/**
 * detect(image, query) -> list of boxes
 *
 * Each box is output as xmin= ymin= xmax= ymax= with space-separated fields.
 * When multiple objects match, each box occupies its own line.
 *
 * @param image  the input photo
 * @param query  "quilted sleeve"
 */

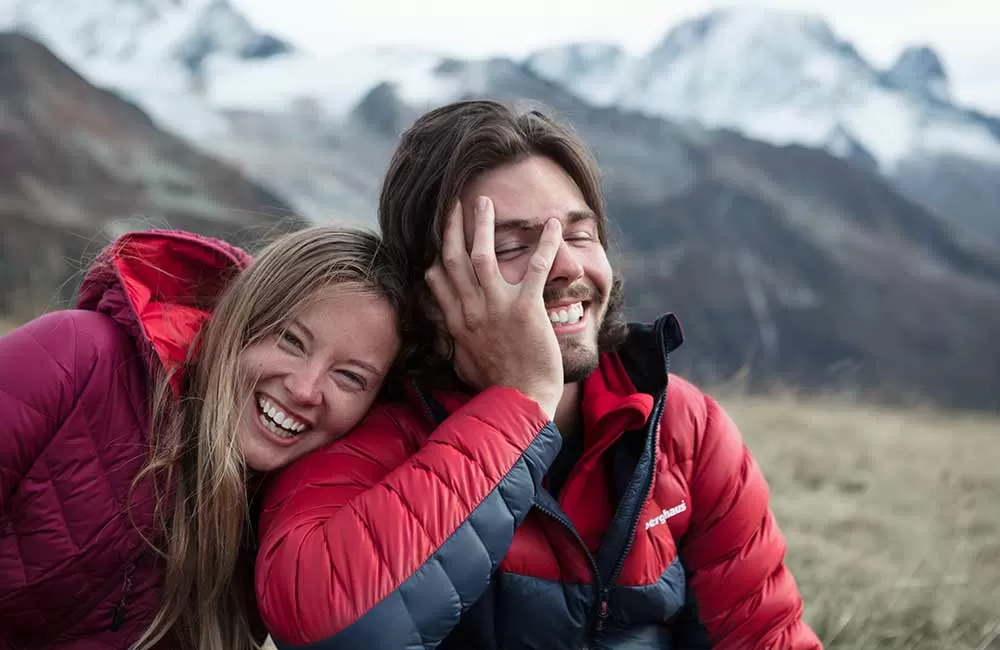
xmin=255 ymin=386 xmax=562 ymax=649
xmin=0 ymin=310 xmax=112 ymax=512
xmin=679 ymin=395 xmax=822 ymax=650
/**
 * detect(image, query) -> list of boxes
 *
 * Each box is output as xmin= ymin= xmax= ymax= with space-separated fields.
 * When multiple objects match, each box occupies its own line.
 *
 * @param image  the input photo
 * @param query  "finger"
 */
xmin=469 ymin=196 xmax=501 ymax=298
xmin=424 ymin=262 xmax=465 ymax=335
xmin=440 ymin=198 xmax=481 ymax=304
xmin=520 ymin=218 xmax=562 ymax=297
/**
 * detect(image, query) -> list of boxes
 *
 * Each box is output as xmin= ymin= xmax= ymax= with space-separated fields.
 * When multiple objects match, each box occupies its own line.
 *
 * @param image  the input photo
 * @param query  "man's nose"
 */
xmin=284 ymin=364 xmax=324 ymax=406
xmin=547 ymin=240 xmax=584 ymax=284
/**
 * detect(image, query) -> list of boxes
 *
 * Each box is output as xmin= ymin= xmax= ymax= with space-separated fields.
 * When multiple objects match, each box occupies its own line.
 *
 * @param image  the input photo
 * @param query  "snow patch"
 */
xmin=205 ymin=47 xmax=452 ymax=118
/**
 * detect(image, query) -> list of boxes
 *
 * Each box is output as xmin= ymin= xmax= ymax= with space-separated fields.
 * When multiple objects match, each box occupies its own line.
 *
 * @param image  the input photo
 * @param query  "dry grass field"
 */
xmin=720 ymin=392 xmax=999 ymax=650
xmin=5 ymin=317 xmax=996 ymax=649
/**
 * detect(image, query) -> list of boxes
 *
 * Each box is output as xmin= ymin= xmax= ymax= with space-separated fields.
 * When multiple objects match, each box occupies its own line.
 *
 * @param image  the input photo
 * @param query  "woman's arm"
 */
xmin=256 ymin=389 xmax=560 ymax=648
xmin=1 ymin=310 xmax=122 ymax=511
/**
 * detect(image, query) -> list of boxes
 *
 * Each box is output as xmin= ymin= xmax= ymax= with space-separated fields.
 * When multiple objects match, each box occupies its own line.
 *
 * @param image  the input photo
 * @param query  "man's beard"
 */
xmin=544 ymin=283 xmax=607 ymax=384
xmin=562 ymin=337 xmax=600 ymax=383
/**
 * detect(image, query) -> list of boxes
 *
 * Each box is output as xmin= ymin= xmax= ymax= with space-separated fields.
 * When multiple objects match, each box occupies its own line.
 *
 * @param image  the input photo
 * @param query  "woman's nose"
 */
xmin=284 ymin=366 xmax=323 ymax=406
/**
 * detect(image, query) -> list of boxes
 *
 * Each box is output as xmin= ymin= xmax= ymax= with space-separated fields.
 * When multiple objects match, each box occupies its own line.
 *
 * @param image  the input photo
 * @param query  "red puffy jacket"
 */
xmin=256 ymin=314 xmax=822 ymax=649
xmin=0 ymin=230 xmax=251 ymax=649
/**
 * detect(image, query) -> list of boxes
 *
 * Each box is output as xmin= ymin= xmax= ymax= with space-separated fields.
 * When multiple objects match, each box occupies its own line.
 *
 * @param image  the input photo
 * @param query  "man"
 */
xmin=255 ymin=99 xmax=822 ymax=649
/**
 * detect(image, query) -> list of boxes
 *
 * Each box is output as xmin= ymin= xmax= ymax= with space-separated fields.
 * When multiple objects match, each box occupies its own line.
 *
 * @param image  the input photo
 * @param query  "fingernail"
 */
xmin=476 ymin=196 xmax=489 ymax=212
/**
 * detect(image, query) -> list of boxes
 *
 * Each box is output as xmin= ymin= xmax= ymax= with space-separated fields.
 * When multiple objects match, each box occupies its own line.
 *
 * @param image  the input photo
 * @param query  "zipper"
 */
xmin=109 ymin=562 xmax=136 ymax=631
xmin=22 ymin=552 xmax=142 ymax=649
xmin=608 ymin=420 xmax=660 ymax=588
xmin=596 ymin=588 xmax=610 ymax=632
xmin=602 ymin=354 xmax=672 ymax=615
xmin=532 ymin=499 xmax=609 ymax=633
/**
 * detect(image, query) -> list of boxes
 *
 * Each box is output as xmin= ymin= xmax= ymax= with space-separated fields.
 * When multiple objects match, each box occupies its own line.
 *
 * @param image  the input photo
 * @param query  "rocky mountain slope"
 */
xmin=0 ymin=33 xmax=301 ymax=319
xmin=337 ymin=62 xmax=1000 ymax=409
xmin=208 ymin=56 xmax=1000 ymax=408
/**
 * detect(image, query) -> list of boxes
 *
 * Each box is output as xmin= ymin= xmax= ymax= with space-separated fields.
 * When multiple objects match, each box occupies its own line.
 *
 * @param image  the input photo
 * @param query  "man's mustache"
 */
xmin=543 ymin=284 xmax=599 ymax=304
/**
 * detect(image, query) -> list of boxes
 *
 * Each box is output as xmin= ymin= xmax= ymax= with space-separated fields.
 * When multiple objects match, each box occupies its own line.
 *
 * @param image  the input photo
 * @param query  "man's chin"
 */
xmin=559 ymin=334 xmax=600 ymax=383
xmin=563 ymin=353 xmax=599 ymax=384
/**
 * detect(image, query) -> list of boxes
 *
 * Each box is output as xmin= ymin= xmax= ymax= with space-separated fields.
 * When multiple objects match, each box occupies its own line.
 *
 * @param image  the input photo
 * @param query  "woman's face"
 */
xmin=236 ymin=284 xmax=400 ymax=473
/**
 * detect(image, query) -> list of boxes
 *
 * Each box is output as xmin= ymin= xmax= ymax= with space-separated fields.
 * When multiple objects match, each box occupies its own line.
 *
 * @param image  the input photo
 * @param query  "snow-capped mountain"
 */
xmin=3 ymin=0 xmax=289 ymax=70
xmin=525 ymin=8 xmax=1000 ymax=173
xmin=0 ymin=0 xmax=293 ymax=139
xmin=4 ymin=2 xmax=998 ymax=239
xmin=883 ymin=45 xmax=950 ymax=102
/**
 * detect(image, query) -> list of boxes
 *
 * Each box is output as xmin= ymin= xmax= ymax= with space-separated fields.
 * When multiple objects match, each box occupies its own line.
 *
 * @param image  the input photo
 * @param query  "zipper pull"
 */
xmin=595 ymin=588 xmax=610 ymax=632
xmin=110 ymin=563 xmax=136 ymax=632
xmin=110 ymin=603 xmax=126 ymax=632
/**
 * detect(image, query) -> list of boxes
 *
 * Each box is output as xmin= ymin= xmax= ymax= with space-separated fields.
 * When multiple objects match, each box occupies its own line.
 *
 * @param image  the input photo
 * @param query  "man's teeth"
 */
xmin=257 ymin=397 xmax=307 ymax=435
xmin=547 ymin=302 xmax=584 ymax=325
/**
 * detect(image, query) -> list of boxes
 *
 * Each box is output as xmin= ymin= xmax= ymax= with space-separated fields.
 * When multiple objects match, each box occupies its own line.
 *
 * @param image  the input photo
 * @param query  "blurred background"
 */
xmin=1 ymin=1 xmax=997 ymax=647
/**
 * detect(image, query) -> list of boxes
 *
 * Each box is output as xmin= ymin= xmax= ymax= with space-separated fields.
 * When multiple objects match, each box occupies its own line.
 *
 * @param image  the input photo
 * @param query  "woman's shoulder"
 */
xmin=4 ymin=310 xmax=140 ymax=384
xmin=10 ymin=309 xmax=132 ymax=351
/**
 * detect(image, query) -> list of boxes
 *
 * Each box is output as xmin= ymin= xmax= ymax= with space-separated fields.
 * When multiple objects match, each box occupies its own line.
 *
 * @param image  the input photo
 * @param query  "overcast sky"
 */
xmin=233 ymin=0 xmax=1000 ymax=113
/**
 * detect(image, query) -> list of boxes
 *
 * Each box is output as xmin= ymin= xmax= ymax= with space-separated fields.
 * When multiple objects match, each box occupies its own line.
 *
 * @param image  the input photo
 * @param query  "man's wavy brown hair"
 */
xmin=378 ymin=99 xmax=627 ymax=383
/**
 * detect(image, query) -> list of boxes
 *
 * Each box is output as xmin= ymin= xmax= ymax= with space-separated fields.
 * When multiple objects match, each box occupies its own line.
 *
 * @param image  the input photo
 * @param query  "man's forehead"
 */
xmin=488 ymin=210 xmax=599 ymax=232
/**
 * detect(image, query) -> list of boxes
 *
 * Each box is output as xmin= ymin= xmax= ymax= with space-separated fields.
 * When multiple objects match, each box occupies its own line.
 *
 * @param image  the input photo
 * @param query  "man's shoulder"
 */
xmin=661 ymin=373 xmax=713 ymax=420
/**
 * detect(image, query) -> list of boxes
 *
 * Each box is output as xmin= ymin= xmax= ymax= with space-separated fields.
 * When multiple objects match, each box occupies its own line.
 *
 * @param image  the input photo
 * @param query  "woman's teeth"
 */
xmin=257 ymin=397 xmax=307 ymax=437
xmin=548 ymin=302 xmax=584 ymax=325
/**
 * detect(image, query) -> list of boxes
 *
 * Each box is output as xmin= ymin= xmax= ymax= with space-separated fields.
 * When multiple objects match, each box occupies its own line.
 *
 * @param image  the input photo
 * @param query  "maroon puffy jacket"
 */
xmin=0 ymin=230 xmax=250 ymax=649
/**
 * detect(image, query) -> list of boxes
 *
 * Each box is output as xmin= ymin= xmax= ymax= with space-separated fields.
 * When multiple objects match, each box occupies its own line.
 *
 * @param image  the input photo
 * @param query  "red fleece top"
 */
xmin=557 ymin=352 xmax=654 ymax=552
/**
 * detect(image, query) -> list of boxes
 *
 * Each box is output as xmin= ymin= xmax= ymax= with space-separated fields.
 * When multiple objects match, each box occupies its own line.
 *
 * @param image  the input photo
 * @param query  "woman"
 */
xmin=0 ymin=225 xmax=402 ymax=650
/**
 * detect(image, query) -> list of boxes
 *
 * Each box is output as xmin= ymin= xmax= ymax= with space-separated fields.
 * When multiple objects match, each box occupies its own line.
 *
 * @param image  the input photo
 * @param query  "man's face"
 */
xmin=459 ymin=155 xmax=613 ymax=383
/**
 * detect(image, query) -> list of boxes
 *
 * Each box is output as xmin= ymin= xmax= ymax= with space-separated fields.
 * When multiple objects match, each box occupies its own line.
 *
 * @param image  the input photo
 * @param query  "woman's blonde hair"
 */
xmin=131 ymin=225 xmax=403 ymax=650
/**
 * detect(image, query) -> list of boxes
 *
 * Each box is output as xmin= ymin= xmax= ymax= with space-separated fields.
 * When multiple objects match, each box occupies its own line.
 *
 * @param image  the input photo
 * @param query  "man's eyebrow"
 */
xmin=494 ymin=210 xmax=598 ymax=233
xmin=567 ymin=210 xmax=598 ymax=225
xmin=494 ymin=218 xmax=537 ymax=234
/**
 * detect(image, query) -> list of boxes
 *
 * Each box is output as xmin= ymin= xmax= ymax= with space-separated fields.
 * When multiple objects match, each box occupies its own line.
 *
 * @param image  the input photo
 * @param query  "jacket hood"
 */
xmin=76 ymin=229 xmax=253 ymax=393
